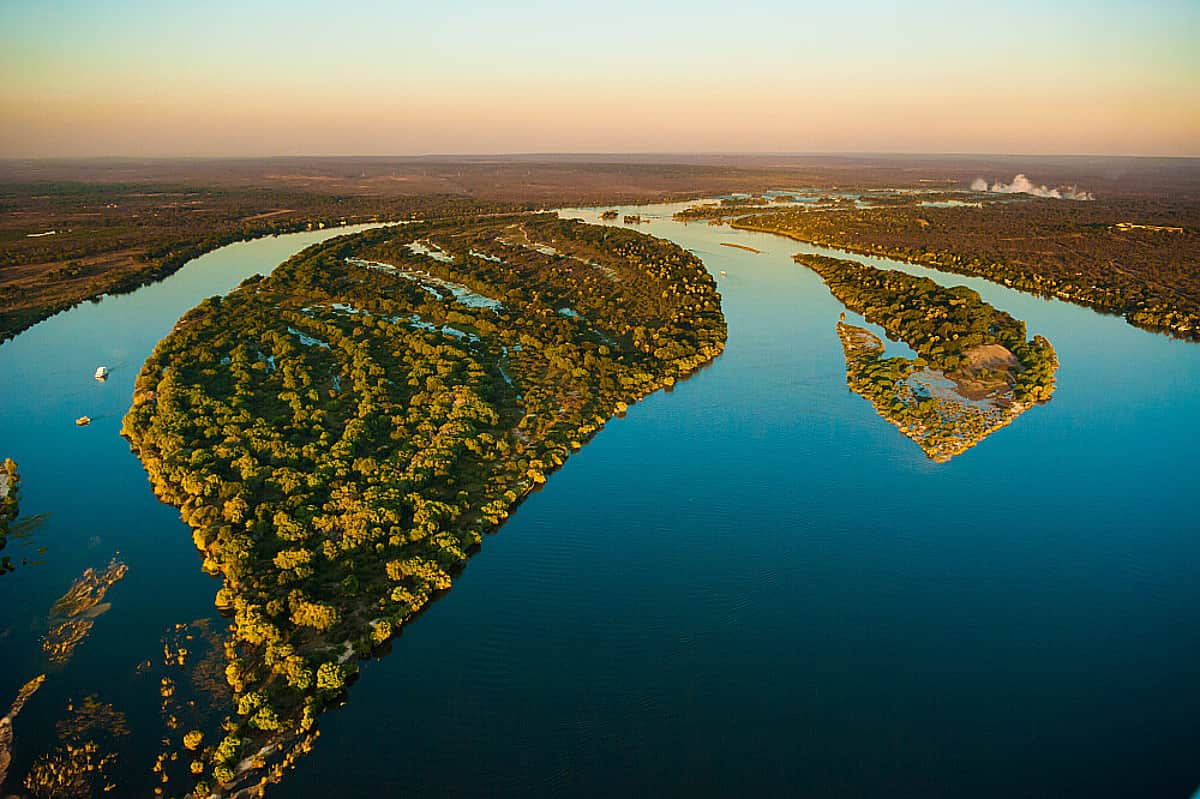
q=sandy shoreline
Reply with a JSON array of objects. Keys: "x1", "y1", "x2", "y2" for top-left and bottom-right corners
[{"x1": 720, "y1": 242, "x2": 761, "y2": 254}]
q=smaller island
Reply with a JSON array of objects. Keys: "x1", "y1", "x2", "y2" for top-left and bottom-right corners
[
  {"x1": 734, "y1": 199, "x2": 1200, "y2": 340},
  {"x1": 674, "y1": 200, "x2": 775, "y2": 222},
  {"x1": 799, "y1": 254, "x2": 1058, "y2": 461}
]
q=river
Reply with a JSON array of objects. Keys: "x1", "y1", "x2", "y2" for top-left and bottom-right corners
[{"x1": 0, "y1": 206, "x2": 1197, "y2": 798}]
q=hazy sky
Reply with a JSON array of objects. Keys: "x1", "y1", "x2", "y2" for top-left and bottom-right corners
[{"x1": 2, "y1": 0, "x2": 1197, "y2": 157}]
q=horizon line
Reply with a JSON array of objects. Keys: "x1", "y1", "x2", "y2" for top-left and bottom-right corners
[{"x1": 3, "y1": 150, "x2": 1199, "y2": 163}]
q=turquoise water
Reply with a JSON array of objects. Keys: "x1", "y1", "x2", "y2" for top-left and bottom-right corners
[
  {"x1": 0, "y1": 225, "x2": 385, "y2": 791},
  {"x1": 1, "y1": 208, "x2": 1198, "y2": 798}
]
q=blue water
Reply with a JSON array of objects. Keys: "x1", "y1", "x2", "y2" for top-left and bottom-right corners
[
  {"x1": 1, "y1": 207, "x2": 1198, "y2": 798},
  {"x1": 0, "y1": 225, "x2": 386, "y2": 791}
]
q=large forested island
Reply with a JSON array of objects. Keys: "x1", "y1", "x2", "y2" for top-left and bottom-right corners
[
  {"x1": 799, "y1": 254, "x2": 1058, "y2": 461},
  {"x1": 120, "y1": 213, "x2": 725, "y2": 795}
]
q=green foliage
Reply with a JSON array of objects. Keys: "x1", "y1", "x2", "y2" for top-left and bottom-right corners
[
  {"x1": 1, "y1": 458, "x2": 21, "y2": 574},
  {"x1": 798, "y1": 254, "x2": 1058, "y2": 404},
  {"x1": 804, "y1": 254, "x2": 1060, "y2": 461},
  {"x1": 736, "y1": 202, "x2": 1200, "y2": 340},
  {"x1": 315, "y1": 662, "x2": 345, "y2": 694},
  {"x1": 121, "y1": 213, "x2": 727, "y2": 792}
]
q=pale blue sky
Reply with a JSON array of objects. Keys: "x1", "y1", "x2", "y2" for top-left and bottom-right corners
[{"x1": 2, "y1": 0, "x2": 1197, "y2": 156}]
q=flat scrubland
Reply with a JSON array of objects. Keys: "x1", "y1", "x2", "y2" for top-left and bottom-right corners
[{"x1": 2, "y1": 155, "x2": 1197, "y2": 343}]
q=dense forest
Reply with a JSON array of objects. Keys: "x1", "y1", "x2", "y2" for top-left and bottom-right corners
[
  {"x1": 800, "y1": 254, "x2": 1058, "y2": 403},
  {"x1": 798, "y1": 255, "x2": 1058, "y2": 461},
  {"x1": 0, "y1": 458, "x2": 18, "y2": 574},
  {"x1": 121, "y1": 214, "x2": 726, "y2": 796},
  {"x1": 736, "y1": 199, "x2": 1200, "y2": 339}
]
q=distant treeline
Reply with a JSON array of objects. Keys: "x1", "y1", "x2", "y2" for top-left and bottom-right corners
[
  {"x1": 736, "y1": 199, "x2": 1200, "y2": 339},
  {"x1": 0, "y1": 185, "x2": 523, "y2": 342}
]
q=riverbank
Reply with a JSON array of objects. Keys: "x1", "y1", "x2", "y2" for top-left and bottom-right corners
[
  {"x1": 731, "y1": 204, "x2": 1200, "y2": 341},
  {"x1": 0, "y1": 192, "x2": 518, "y2": 343},
  {"x1": 835, "y1": 321, "x2": 1031, "y2": 462}
]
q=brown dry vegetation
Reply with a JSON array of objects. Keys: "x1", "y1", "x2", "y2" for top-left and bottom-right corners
[
  {"x1": 0, "y1": 186, "x2": 512, "y2": 342},
  {"x1": 2, "y1": 155, "x2": 1198, "y2": 343},
  {"x1": 738, "y1": 197, "x2": 1200, "y2": 338},
  {"x1": 5, "y1": 154, "x2": 1199, "y2": 200}
]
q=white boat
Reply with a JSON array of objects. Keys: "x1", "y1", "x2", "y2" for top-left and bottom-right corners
[
  {"x1": 76, "y1": 416, "x2": 91, "y2": 426},
  {"x1": 94, "y1": 366, "x2": 109, "y2": 380}
]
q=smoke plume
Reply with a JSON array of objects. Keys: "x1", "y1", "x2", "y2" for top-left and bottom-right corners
[{"x1": 970, "y1": 174, "x2": 1094, "y2": 201}]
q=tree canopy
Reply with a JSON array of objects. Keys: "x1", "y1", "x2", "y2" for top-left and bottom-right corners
[{"x1": 122, "y1": 213, "x2": 726, "y2": 796}]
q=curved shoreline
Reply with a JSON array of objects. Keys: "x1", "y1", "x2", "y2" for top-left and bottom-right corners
[
  {"x1": 121, "y1": 215, "x2": 727, "y2": 795},
  {"x1": 729, "y1": 217, "x2": 1199, "y2": 342},
  {"x1": 1, "y1": 194, "x2": 1198, "y2": 798},
  {"x1": 0, "y1": 221, "x2": 404, "y2": 346}
]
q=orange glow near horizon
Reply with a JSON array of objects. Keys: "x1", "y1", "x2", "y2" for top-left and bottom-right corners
[{"x1": 2, "y1": 1, "x2": 1197, "y2": 158}]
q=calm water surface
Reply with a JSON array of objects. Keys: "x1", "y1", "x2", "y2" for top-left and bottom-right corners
[
  {"x1": 1, "y1": 207, "x2": 1197, "y2": 798},
  {"x1": 0, "y1": 225, "x2": 385, "y2": 792}
]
